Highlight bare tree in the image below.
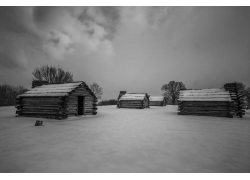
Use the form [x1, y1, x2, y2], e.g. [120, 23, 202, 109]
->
[235, 82, 250, 108]
[89, 83, 103, 100]
[98, 99, 117, 106]
[32, 65, 73, 83]
[0, 84, 28, 106]
[245, 87, 250, 108]
[161, 81, 186, 105]
[235, 82, 246, 95]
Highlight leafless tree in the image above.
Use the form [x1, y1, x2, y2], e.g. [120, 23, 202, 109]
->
[89, 83, 103, 100]
[235, 82, 250, 108]
[0, 84, 28, 106]
[245, 87, 250, 108]
[32, 65, 73, 83]
[161, 81, 186, 105]
[98, 99, 117, 106]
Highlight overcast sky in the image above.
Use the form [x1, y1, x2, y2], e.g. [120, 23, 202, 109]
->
[0, 6, 249, 100]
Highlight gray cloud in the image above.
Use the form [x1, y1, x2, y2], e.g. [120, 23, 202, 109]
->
[0, 43, 28, 69]
[0, 7, 249, 99]
[0, 6, 177, 67]
[0, 6, 122, 67]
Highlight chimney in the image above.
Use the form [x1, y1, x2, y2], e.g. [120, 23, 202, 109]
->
[118, 91, 126, 100]
[32, 80, 49, 88]
[120, 91, 126, 95]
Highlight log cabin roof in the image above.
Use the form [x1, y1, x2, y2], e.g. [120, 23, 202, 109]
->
[149, 96, 165, 102]
[178, 88, 233, 102]
[119, 93, 149, 101]
[18, 81, 97, 98]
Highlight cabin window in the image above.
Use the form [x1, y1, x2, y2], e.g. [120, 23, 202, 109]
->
[77, 96, 85, 115]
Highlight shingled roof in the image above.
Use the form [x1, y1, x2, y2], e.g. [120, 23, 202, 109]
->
[18, 81, 96, 98]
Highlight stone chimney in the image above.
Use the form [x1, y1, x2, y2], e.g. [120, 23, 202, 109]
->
[32, 80, 49, 88]
[118, 91, 126, 100]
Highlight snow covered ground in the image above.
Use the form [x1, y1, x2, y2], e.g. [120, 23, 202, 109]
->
[0, 105, 250, 173]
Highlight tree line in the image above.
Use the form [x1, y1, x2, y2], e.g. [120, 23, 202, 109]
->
[0, 84, 28, 106]
[0, 65, 104, 106]
[97, 99, 118, 106]
[1, 65, 249, 108]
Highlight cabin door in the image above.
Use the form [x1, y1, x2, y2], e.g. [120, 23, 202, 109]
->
[77, 96, 85, 115]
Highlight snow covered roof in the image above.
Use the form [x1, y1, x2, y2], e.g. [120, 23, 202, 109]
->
[18, 81, 95, 98]
[149, 96, 165, 102]
[119, 93, 148, 101]
[178, 88, 233, 102]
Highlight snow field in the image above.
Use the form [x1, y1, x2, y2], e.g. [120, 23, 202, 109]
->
[0, 106, 249, 172]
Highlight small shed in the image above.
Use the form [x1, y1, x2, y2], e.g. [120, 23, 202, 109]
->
[149, 96, 167, 106]
[117, 91, 150, 109]
[16, 81, 97, 119]
[177, 88, 233, 118]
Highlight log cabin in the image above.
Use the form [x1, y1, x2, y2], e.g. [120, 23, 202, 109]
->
[16, 81, 97, 119]
[117, 91, 150, 109]
[177, 88, 234, 118]
[149, 96, 167, 106]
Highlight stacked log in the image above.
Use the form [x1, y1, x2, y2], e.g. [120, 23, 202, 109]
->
[119, 100, 144, 109]
[178, 88, 233, 118]
[16, 81, 97, 119]
[224, 83, 245, 118]
[117, 93, 150, 109]
[117, 91, 127, 107]
[149, 96, 167, 106]
[16, 96, 68, 119]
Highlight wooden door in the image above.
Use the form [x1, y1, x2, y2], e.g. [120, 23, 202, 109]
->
[77, 96, 85, 115]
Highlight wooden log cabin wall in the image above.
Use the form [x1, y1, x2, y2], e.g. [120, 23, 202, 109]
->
[16, 81, 97, 119]
[149, 96, 167, 106]
[177, 88, 234, 118]
[117, 91, 150, 109]
[224, 83, 245, 118]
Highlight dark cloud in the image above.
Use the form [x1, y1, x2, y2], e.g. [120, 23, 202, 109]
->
[0, 6, 249, 99]
[0, 7, 29, 33]
[0, 7, 39, 38]
[0, 6, 122, 69]
[0, 42, 28, 69]
[76, 7, 120, 39]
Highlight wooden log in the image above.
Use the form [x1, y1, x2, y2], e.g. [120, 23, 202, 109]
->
[68, 108, 77, 111]
[120, 106, 144, 109]
[21, 107, 62, 111]
[178, 113, 232, 118]
[120, 103, 142, 106]
[68, 103, 77, 105]
[17, 114, 59, 118]
[120, 104, 142, 107]
[17, 111, 59, 115]
[120, 102, 142, 105]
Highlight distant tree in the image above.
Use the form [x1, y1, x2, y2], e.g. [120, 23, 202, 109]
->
[245, 87, 250, 108]
[97, 99, 117, 106]
[32, 65, 73, 83]
[161, 81, 186, 105]
[0, 84, 28, 106]
[235, 82, 250, 108]
[235, 82, 246, 95]
[89, 83, 103, 100]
